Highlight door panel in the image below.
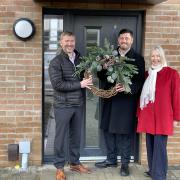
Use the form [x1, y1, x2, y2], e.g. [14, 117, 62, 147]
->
[74, 15, 138, 56]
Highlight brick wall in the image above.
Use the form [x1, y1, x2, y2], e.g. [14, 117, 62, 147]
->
[0, 0, 179, 167]
[0, 0, 42, 167]
[141, 0, 180, 165]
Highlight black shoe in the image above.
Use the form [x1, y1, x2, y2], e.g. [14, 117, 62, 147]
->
[120, 164, 129, 176]
[144, 171, 151, 177]
[95, 160, 117, 168]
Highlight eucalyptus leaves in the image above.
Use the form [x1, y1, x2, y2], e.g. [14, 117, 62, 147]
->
[74, 40, 138, 94]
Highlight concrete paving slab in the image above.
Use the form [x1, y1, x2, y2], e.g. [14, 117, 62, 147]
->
[1, 163, 180, 180]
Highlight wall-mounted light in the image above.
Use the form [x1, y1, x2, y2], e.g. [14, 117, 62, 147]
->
[13, 18, 35, 41]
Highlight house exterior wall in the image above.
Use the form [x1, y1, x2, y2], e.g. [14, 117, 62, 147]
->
[0, 0, 179, 167]
[140, 0, 180, 164]
[0, 0, 42, 167]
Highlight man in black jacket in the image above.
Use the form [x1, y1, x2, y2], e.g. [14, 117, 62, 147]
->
[49, 31, 92, 180]
[95, 29, 145, 176]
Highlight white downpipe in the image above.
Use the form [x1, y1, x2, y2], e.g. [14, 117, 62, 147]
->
[21, 153, 28, 171]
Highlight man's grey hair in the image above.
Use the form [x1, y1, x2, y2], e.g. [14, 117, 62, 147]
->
[60, 31, 75, 41]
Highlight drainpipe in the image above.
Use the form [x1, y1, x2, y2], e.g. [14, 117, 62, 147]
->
[19, 141, 31, 171]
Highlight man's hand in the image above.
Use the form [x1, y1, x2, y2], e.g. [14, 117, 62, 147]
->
[174, 121, 178, 126]
[103, 63, 108, 69]
[80, 76, 93, 89]
[115, 83, 125, 92]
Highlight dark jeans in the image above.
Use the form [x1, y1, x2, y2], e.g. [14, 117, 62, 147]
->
[53, 106, 83, 169]
[146, 134, 168, 180]
[103, 130, 131, 165]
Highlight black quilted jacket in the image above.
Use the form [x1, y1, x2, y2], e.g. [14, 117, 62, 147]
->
[48, 50, 84, 108]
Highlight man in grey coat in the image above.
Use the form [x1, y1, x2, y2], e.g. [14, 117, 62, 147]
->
[95, 29, 145, 176]
[49, 31, 92, 180]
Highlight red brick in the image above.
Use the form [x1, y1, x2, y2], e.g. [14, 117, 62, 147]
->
[0, 12, 15, 17]
[6, 6, 25, 12]
[16, 128, 34, 133]
[15, 0, 34, 6]
[0, 6, 6, 11]
[155, 15, 172, 21]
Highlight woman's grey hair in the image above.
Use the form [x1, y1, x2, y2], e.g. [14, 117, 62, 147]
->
[150, 45, 167, 66]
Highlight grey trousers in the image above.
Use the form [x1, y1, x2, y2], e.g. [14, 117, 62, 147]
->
[53, 105, 83, 169]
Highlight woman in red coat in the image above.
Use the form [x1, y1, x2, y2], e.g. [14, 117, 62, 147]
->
[137, 45, 180, 180]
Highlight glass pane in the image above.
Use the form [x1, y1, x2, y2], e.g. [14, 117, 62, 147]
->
[44, 15, 63, 156]
[86, 28, 100, 48]
[85, 28, 100, 147]
[44, 16, 63, 52]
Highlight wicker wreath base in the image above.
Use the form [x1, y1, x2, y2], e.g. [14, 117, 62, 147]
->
[84, 71, 117, 98]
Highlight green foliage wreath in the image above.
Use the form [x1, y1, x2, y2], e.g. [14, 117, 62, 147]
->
[74, 39, 138, 97]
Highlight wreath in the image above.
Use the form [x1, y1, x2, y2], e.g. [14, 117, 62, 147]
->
[74, 39, 138, 98]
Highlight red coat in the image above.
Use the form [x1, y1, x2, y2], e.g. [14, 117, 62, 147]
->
[137, 67, 180, 135]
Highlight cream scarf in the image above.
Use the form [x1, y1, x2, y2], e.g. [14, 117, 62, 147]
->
[140, 64, 164, 110]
